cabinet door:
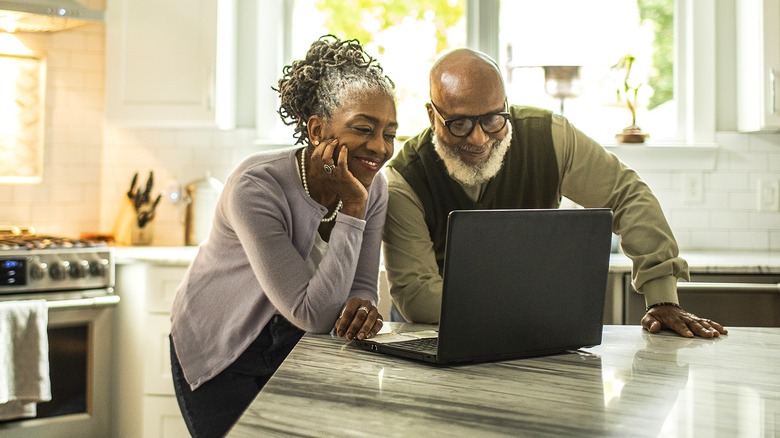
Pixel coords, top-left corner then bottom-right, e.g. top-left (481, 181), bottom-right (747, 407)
top-left (145, 265), bottom-right (188, 314)
top-left (144, 313), bottom-right (177, 395)
top-left (143, 396), bottom-right (189, 438)
top-left (737, 0), bottom-right (780, 132)
top-left (105, 0), bottom-right (235, 128)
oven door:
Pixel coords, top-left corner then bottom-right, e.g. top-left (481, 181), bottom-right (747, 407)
top-left (0, 294), bottom-right (119, 438)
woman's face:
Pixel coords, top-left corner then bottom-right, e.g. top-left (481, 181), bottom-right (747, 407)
top-left (319, 91), bottom-right (398, 187)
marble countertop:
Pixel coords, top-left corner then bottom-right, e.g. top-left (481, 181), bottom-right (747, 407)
top-left (112, 245), bottom-right (199, 266)
top-left (113, 246), bottom-right (780, 274)
top-left (608, 250), bottom-right (780, 274)
top-left (228, 324), bottom-right (780, 437)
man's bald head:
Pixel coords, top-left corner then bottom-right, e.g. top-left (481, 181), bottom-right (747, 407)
top-left (429, 49), bottom-right (506, 112)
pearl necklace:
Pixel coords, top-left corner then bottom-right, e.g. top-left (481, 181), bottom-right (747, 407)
top-left (300, 147), bottom-right (342, 223)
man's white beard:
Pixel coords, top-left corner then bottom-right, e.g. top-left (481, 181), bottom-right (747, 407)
top-left (433, 122), bottom-right (512, 187)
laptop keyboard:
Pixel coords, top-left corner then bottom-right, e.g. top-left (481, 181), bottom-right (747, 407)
top-left (393, 337), bottom-right (438, 351)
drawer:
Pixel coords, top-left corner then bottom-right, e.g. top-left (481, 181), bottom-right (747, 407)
top-left (625, 273), bottom-right (780, 327)
top-left (145, 265), bottom-right (188, 314)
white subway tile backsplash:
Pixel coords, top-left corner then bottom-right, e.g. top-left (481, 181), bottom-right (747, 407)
top-left (771, 231), bottom-right (780, 250)
top-left (728, 231), bottom-right (770, 250)
top-left (769, 154), bottom-right (780, 171)
top-left (750, 212), bottom-right (780, 229)
top-left (749, 134), bottom-right (780, 151)
top-left (671, 210), bottom-right (711, 228)
top-left (724, 151), bottom-right (770, 171)
top-left (711, 211), bottom-right (751, 229)
top-left (704, 172), bottom-right (749, 190)
top-left (727, 191), bottom-right (757, 210)
top-left (175, 130), bottom-right (217, 148)
top-left (50, 32), bottom-right (90, 51)
top-left (2, 203), bottom-right (32, 223)
top-left (687, 230), bottom-right (730, 249)
top-left (714, 131), bottom-right (748, 150)
top-left (636, 172), bottom-right (674, 190)
top-left (70, 52), bottom-right (103, 71)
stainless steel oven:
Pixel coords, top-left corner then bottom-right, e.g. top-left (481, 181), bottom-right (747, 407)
top-left (0, 228), bottom-right (117, 438)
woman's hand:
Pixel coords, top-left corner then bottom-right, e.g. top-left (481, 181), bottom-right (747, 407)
top-left (310, 139), bottom-right (368, 219)
top-left (335, 297), bottom-right (383, 341)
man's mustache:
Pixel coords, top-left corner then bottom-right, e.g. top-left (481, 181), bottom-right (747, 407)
top-left (454, 140), bottom-right (497, 154)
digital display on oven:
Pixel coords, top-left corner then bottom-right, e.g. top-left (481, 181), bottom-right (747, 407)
top-left (1, 259), bottom-right (26, 286)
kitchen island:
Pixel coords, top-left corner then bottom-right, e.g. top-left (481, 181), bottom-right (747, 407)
top-left (228, 324), bottom-right (779, 437)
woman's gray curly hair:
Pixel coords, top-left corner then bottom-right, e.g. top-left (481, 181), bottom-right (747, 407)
top-left (275, 34), bottom-right (396, 145)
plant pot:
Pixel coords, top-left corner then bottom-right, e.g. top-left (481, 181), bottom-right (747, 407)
top-left (615, 125), bottom-right (649, 144)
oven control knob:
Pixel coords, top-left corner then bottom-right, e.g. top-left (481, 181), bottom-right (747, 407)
top-left (30, 261), bottom-right (48, 280)
top-left (70, 259), bottom-right (90, 279)
top-left (49, 261), bottom-right (70, 281)
top-left (89, 258), bottom-right (109, 277)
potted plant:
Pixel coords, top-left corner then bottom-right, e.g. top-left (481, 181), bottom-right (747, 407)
top-left (614, 54), bottom-right (649, 143)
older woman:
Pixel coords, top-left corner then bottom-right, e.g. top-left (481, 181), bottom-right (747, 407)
top-left (169, 35), bottom-right (397, 437)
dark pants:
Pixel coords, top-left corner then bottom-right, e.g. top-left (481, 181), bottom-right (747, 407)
top-left (170, 315), bottom-right (304, 438)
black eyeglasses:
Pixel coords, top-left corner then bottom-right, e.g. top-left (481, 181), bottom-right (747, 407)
top-left (429, 100), bottom-right (510, 138)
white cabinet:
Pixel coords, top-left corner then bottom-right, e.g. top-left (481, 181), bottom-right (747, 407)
top-left (737, 0), bottom-right (780, 132)
top-left (112, 262), bottom-right (190, 438)
top-left (143, 396), bottom-right (191, 438)
top-left (105, 0), bottom-right (235, 128)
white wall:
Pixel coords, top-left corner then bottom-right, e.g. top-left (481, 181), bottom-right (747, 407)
top-left (1, 4), bottom-right (778, 250)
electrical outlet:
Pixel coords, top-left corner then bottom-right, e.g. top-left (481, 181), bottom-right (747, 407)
top-left (682, 173), bottom-right (704, 204)
top-left (758, 179), bottom-right (780, 211)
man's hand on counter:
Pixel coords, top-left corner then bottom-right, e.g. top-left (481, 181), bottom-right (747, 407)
top-left (642, 305), bottom-right (729, 338)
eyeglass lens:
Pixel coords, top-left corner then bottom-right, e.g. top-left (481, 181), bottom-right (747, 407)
top-left (449, 115), bottom-right (507, 137)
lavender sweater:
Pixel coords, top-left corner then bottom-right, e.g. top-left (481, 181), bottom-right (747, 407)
top-left (170, 147), bottom-right (387, 390)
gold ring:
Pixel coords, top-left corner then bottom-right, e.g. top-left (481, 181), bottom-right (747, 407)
top-left (358, 306), bottom-right (369, 314)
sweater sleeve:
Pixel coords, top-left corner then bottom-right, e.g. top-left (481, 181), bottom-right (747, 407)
top-left (552, 115), bottom-right (688, 306)
top-left (226, 172), bottom-right (367, 333)
top-left (382, 167), bottom-right (444, 323)
top-left (346, 171), bottom-right (388, 309)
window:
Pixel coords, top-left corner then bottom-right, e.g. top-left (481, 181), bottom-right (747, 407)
top-left (257, 0), bottom-right (715, 148)
top-left (288, 0), bottom-right (467, 138)
top-left (499, 0), bottom-right (676, 142)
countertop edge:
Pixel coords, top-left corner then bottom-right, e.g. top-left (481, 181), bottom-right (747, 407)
top-left (112, 246), bottom-right (780, 274)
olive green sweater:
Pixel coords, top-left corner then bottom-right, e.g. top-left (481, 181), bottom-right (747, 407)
top-left (383, 106), bottom-right (688, 323)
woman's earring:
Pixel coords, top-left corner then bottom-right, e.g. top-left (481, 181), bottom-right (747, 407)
top-left (313, 139), bottom-right (320, 146)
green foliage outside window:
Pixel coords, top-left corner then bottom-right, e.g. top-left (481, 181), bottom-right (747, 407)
top-left (637, 0), bottom-right (673, 110)
top-left (314, 0), bottom-right (464, 54)
top-left (314, 0), bottom-right (672, 112)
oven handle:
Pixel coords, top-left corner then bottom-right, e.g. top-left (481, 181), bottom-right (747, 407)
top-left (46, 295), bottom-right (121, 309)
top-left (677, 282), bottom-right (780, 293)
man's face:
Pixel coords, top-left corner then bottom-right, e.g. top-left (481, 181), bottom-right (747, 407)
top-left (429, 100), bottom-right (512, 186)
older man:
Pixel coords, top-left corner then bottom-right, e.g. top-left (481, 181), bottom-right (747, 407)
top-left (382, 48), bottom-right (726, 338)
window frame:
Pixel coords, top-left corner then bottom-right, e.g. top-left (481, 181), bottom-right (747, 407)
top-left (470, 0), bottom-right (716, 148)
top-left (255, 0), bottom-right (717, 164)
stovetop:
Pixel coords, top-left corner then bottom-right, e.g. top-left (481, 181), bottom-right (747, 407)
top-left (0, 227), bottom-right (108, 251)
top-left (0, 227), bottom-right (115, 297)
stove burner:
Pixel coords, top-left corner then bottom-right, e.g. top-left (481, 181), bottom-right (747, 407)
top-left (0, 233), bottom-right (108, 251)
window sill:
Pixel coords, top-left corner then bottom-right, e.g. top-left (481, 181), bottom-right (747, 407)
top-left (602, 142), bottom-right (719, 171)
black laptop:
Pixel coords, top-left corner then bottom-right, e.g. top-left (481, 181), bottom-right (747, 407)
top-left (355, 208), bottom-right (613, 364)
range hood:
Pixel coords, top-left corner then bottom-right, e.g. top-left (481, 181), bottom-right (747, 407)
top-left (0, 0), bottom-right (103, 33)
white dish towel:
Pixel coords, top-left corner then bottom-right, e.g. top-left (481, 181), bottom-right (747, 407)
top-left (0, 300), bottom-right (51, 421)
